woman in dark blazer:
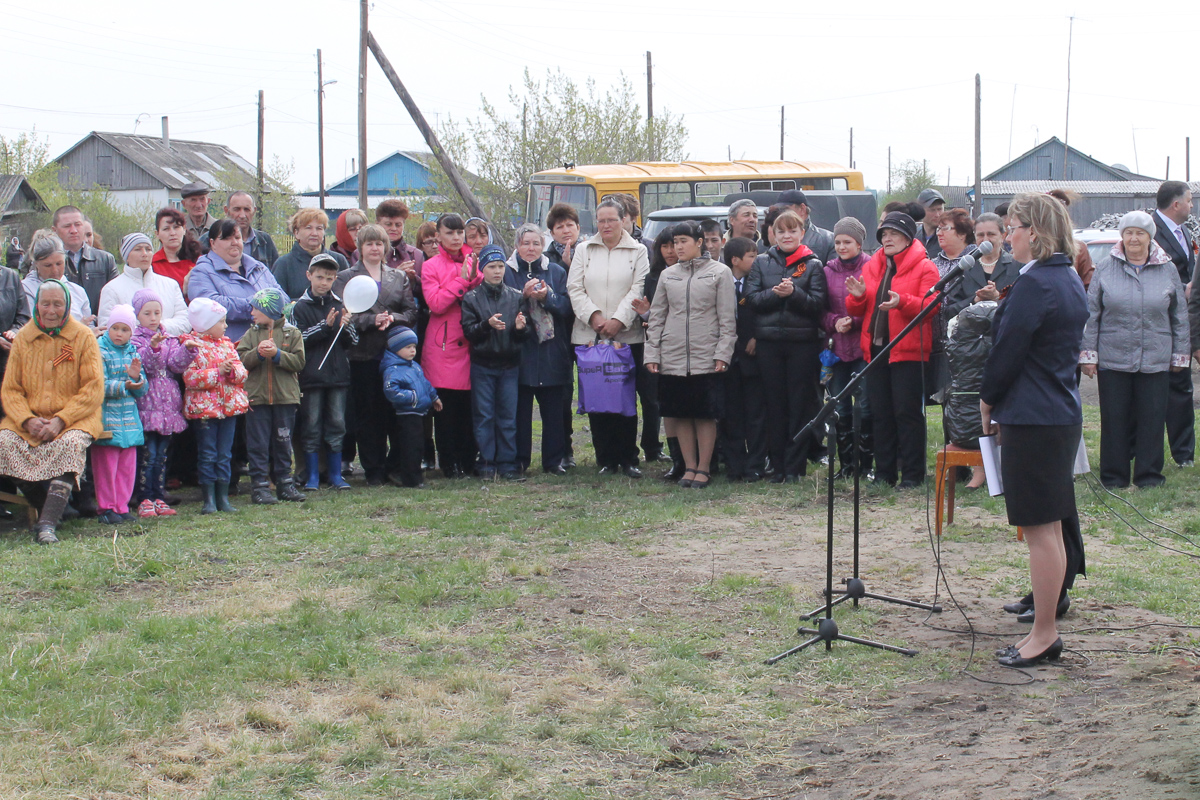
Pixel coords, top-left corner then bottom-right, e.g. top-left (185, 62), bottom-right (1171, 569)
top-left (943, 213), bottom-right (1022, 319)
top-left (980, 193), bottom-right (1088, 668)
top-left (333, 224), bottom-right (418, 486)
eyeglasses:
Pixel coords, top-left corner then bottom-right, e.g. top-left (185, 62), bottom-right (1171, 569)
top-left (1005, 225), bottom-right (1029, 235)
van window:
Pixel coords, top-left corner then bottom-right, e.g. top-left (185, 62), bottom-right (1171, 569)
top-left (641, 182), bottom-right (692, 214)
top-left (694, 181), bottom-right (743, 206)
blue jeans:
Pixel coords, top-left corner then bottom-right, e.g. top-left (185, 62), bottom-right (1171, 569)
top-left (470, 363), bottom-right (519, 471)
top-left (196, 416), bottom-right (239, 485)
top-left (138, 432), bottom-right (172, 502)
top-left (299, 386), bottom-right (348, 453)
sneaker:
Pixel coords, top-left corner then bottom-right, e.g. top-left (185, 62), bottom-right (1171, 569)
top-left (120, 512), bottom-right (137, 522)
top-left (97, 510), bottom-right (126, 525)
top-left (137, 499), bottom-right (158, 518)
top-left (153, 500), bottom-right (177, 517)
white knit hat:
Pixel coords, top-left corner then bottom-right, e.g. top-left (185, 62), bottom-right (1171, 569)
top-left (1118, 210), bottom-right (1156, 239)
top-left (187, 297), bottom-right (227, 333)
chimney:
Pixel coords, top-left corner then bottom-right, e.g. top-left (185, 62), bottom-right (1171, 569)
top-left (161, 116), bottom-right (170, 147)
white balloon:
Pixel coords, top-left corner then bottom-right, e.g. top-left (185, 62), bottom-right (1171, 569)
top-left (342, 274), bottom-right (380, 313)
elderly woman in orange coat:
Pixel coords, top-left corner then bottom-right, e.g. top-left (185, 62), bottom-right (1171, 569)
top-left (0, 277), bottom-right (104, 544)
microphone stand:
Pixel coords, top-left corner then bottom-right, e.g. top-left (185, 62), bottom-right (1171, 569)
top-left (766, 270), bottom-right (963, 664)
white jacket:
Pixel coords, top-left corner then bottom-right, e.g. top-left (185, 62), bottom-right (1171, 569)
top-left (97, 266), bottom-right (190, 335)
top-left (566, 231), bottom-right (649, 345)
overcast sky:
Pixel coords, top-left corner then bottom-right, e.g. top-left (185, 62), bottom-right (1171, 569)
top-left (5, 0), bottom-right (1199, 197)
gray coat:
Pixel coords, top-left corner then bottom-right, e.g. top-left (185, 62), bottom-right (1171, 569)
top-left (1081, 243), bottom-right (1189, 373)
top-left (644, 257), bottom-right (737, 376)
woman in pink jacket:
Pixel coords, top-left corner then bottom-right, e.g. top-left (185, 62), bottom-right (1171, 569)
top-left (420, 214), bottom-right (484, 478)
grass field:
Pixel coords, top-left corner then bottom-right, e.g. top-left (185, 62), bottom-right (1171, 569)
top-left (1, 407), bottom-right (1197, 798)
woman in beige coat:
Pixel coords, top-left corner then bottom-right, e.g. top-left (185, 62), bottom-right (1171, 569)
top-left (645, 221), bottom-right (737, 488)
top-left (567, 198), bottom-right (650, 477)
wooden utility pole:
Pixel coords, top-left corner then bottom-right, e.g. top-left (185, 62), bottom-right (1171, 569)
top-left (780, 106), bottom-right (785, 160)
top-left (974, 74), bottom-right (982, 218)
top-left (1166, 156), bottom-right (1171, 179)
top-left (1187, 137), bottom-right (1191, 181)
top-left (645, 51), bottom-right (654, 160)
top-left (1063, 15), bottom-right (1074, 180)
top-left (317, 49), bottom-right (327, 210)
top-left (357, 0), bottom-right (369, 211)
top-left (367, 32), bottom-right (497, 241)
top-left (887, 146), bottom-right (892, 195)
top-left (256, 90), bottom-right (264, 228)
top-left (849, 127), bottom-right (853, 168)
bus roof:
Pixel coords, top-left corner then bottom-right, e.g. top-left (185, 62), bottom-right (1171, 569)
top-left (531, 160), bottom-right (856, 181)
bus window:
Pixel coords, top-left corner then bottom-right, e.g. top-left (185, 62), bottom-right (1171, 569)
top-left (832, 178), bottom-right (848, 190)
top-left (642, 182), bottom-right (692, 214)
top-left (528, 183), bottom-right (598, 234)
top-left (694, 181), bottom-right (744, 206)
top-left (748, 179), bottom-right (796, 192)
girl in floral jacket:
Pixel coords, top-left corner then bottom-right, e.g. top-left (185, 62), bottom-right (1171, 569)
top-left (131, 288), bottom-right (196, 518)
top-left (182, 297), bottom-right (249, 514)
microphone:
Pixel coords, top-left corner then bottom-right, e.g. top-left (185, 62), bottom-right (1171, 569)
top-left (927, 256), bottom-right (973, 297)
top-left (924, 241), bottom-right (995, 298)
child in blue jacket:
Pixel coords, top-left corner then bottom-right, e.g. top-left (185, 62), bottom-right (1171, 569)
top-left (381, 327), bottom-right (442, 488)
top-left (95, 304), bottom-right (148, 524)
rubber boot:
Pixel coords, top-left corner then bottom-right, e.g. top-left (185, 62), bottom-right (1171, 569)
top-left (215, 481), bottom-right (238, 512)
top-left (327, 452), bottom-right (351, 491)
top-left (250, 480), bottom-right (277, 505)
top-left (857, 422), bottom-right (874, 478)
top-left (661, 437), bottom-right (686, 481)
top-left (303, 452), bottom-right (321, 491)
top-left (834, 421), bottom-right (856, 480)
top-left (200, 482), bottom-right (218, 515)
top-left (277, 479), bottom-right (306, 503)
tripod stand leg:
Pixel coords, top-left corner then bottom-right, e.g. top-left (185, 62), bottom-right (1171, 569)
top-left (799, 592), bottom-right (853, 621)
top-left (763, 634), bottom-right (826, 664)
top-left (862, 591), bottom-right (942, 613)
top-left (836, 633), bottom-right (918, 656)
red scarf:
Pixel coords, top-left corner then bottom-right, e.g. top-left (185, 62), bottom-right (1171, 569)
top-left (784, 244), bottom-right (815, 278)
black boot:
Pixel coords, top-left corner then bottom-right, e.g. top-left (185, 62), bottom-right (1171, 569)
top-left (251, 481), bottom-right (278, 505)
top-left (834, 422), bottom-right (856, 479)
top-left (215, 481), bottom-right (238, 512)
top-left (661, 437), bottom-right (686, 481)
top-left (200, 482), bottom-right (217, 515)
top-left (277, 479), bottom-right (306, 503)
top-left (856, 422), bottom-right (875, 478)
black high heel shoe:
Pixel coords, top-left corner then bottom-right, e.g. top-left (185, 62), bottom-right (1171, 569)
top-left (689, 470), bottom-right (711, 489)
top-left (678, 470), bottom-right (696, 489)
top-left (997, 637), bottom-right (1063, 668)
top-left (995, 643), bottom-right (1020, 658)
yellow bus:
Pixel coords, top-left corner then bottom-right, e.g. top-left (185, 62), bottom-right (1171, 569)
top-left (526, 160), bottom-right (865, 234)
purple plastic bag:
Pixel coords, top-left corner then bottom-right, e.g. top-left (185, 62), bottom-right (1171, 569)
top-left (575, 341), bottom-right (637, 417)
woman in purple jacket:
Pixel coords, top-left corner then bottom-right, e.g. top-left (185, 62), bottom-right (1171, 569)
top-left (822, 218), bottom-right (873, 478)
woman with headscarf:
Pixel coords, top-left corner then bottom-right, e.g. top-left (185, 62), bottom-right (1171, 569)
top-left (330, 209), bottom-right (368, 266)
top-left (0, 279), bottom-right (104, 543)
top-left (1081, 210), bottom-right (1189, 488)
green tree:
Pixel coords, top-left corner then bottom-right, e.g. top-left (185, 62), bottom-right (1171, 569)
top-left (1, 128), bottom-right (152, 259)
top-left (427, 69), bottom-right (688, 244)
top-left (882, 158), bottom-right (939, 207)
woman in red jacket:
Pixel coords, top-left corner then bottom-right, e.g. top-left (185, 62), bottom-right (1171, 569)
top-left (845, 212), bottom-right (939, 487)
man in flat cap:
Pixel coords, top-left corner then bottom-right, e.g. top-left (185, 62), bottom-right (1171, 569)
top-left (181, 181), bottom-right (219, 245)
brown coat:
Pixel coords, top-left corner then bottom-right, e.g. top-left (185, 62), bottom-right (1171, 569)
top-left (1, 317), bottom-right (104, 445)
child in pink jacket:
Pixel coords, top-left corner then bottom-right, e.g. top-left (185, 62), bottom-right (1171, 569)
top-left (420, 213), bottom-right (483, 477)
top-left (182, 297), bottom-right (249, 514)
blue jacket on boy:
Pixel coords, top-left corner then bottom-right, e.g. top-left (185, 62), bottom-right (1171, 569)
top-left (381, 327), bottom-right (439, 415)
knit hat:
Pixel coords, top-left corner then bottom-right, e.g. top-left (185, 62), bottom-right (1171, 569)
top-left (876, 211), bottom-right (917, 243)
top-left (477, 244), bottom-right (507, 269)
top-left (188, 297), bottom-right (227, 333)
top-left (1118, 210), bottom-right (1156, 240)
top-left (131, 288), bottom-right (163, 315)
top-left (387, 326), bottom-right (419, 353)
top-left (119, 232), bottom-right (152, 263)
top-left (249, 287), bottom-right (286, 321)
top-left (917, 188), bottom-right (946, 207)
top-left (107, 304), bottom-right (137, 331)
top-left (833, 217), bottom-right (867, 246)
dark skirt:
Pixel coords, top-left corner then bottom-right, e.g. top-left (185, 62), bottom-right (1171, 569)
top-left (1000, 422), bottom-right (1081, 526)
top-left (658, 372), bottom-right (724, 420)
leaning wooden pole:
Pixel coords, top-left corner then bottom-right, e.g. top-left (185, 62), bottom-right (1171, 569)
top-left (367, 32), bottom-right (501, 244)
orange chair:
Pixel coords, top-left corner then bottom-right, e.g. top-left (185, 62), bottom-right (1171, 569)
top-left (934, 449), bottom-right (1023, 541)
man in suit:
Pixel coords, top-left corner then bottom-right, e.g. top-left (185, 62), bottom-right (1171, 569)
top-left (1154, 181), bottom-right (1196, 467)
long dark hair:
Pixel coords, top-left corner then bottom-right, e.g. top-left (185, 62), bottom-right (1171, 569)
top-left (649, 227), bottom-right (676, 275)
top-left (155, 207), bottom-right (203, 261)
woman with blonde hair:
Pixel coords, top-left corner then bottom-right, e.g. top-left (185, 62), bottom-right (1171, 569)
top-left (980, 192), bottom-right (1088, 667)
top-left (271, 208), bottom-right (349, 299)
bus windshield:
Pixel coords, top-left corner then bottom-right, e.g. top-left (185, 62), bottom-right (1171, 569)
top-left (528, 183), bottom-right (598, 235)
